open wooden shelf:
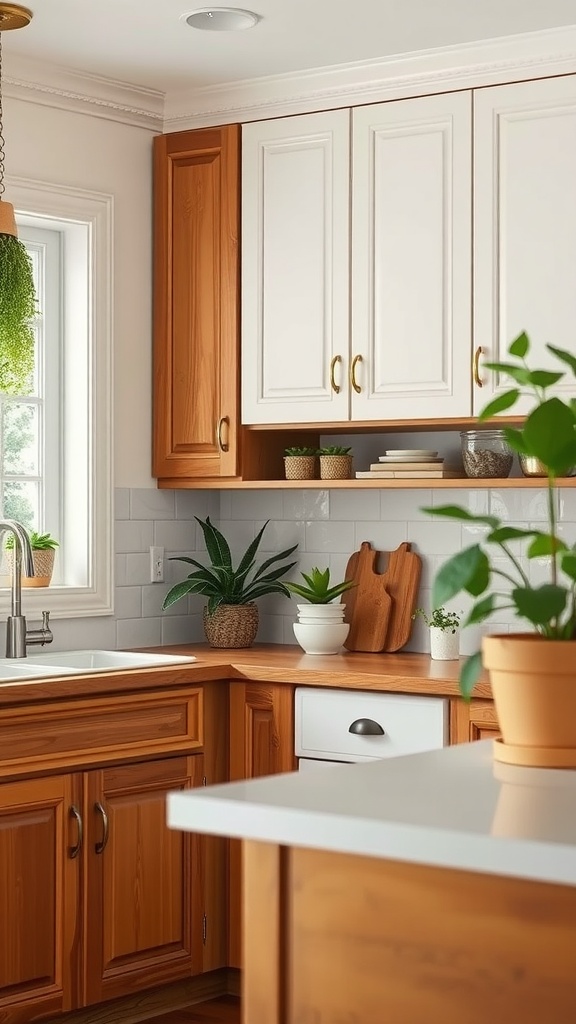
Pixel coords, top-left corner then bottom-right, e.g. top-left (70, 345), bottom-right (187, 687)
top-left (158, 476), bottom-right (576, 490)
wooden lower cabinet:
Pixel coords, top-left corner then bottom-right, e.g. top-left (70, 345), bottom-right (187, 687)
top-left (450, 697), bottom-right (500, 743)
top-left (0, 774), bottom-right (81, 1021)
top-left (84, 754), bottom-right (204, 1004)
top-left (228, 681), bottom-right (296, 968)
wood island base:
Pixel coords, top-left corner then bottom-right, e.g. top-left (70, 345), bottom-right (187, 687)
top-left (243, 841), bottom-right (576, 1024)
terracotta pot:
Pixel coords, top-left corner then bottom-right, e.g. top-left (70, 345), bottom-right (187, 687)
top-left (203, 603), bottom-right (259, 648)
top-left (482, 634), bottom-right (576, 768)
top-left (284, 455), bottom-right (317, 480)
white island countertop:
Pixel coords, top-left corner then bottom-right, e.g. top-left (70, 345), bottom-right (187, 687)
top-left (168, 741), bottom-right (576, 887)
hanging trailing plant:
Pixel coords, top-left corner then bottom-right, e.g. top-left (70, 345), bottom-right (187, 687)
top-left (0, 233), bottom-right (36, 392)
top-left (0, 7), bottom-right (37, 395)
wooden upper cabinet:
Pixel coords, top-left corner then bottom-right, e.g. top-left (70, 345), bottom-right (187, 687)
top-left (474, 74), bottom-right (576, 414)
top-left (0, 774), bottom-right (81, 1024)
top-left (84, 755), bottom-right (204, 1004)
top-left (153, 125), bottom-right (240, 480)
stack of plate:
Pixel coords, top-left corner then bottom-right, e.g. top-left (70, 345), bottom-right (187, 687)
top-left (355, 448), bottom-right (462, 480)
top-left (378, 448), bottom-right (440, 464)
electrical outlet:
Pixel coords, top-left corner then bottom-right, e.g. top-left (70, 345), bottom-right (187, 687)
top-left (150, 545), bottom-right (164, 583)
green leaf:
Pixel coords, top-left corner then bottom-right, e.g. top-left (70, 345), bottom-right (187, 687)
top-left (459, 652), bottom-right (483, 701)
top-left (421, 505), bottom-right (499, 528)
top-left (477, 389), bottom-right (520, 420)
top-left (488, 526), bottom-right (538, 543)
top-left (523, 398), bottom-right (576, 475)
top-left (512, 584), bottom-right (567, 626)
top-left (509, 331), bottom-right (529, 358)
top-left (501, 427), bottom-right (529, 455)
top-left (241, 582), bottom-right (292, 602)
top-left (255, 561), bottom-right (299, 587)
top-left (196, 516), bottom-right (232, 569)
top-left (483, 361), bottom-right (531, 385)
top-left (560, 553), bottom-right (576, 582)
top-left (527, 369), bottom-right (564, 388)
top-left (235, 521), bottom-right (270, 578)
top-left (527, 534), bottom-right (568, 557)
top-left (252, 543), bottom-right (299, 581)
top-left (162, 580), bottom-right (199, 610)
top-left (547, 344), bottom-right (576, 377)
top-left (464, 595), bottom-right (498, 625)
top-left (432, 546), bottom-right (488, 607)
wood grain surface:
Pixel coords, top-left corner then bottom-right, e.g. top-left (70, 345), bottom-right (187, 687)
top-left (342, 541), bottom-right (422, 653)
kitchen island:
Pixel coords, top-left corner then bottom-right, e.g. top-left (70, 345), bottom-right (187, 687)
top-left (169, 740), bottom-right (576, 1024)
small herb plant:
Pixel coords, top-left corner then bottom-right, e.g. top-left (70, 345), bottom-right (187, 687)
top-left (162, 516), bottom-right (298, 615)
top-left (318, 446), bottom-right (352, 456)
top-left (413, 607), bottom-right (461, 633)
top-left (4, 530), bottom-right (59, 551)
top-left (423, 330), bottom-right (576, 698)
top-left (284, 446), bottom-right (317, 457)
top-left (286, 567), bottom-right (355, 604)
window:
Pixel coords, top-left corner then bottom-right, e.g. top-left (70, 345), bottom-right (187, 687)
top-left (0, 178), bottom-right (113, 617)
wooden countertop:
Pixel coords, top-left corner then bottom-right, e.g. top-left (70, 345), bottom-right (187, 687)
top-left (0, 644), bottom-right (491, 707)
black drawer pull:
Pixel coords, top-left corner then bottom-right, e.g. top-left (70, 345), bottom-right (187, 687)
top-left (348, 718), bottom-right (385, 736)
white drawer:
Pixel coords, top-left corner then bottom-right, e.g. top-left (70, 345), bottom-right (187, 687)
top-left (295, 687), bottom-right (448, 762)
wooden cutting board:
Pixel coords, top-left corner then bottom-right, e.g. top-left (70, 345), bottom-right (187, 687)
top-left (342, 541), bottom-right (422, 653)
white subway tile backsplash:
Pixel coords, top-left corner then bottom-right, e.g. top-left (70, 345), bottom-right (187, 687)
top-left (115, 488), bottom-right (130, 520)
top-left (211, 518), bottom-right (255, 556)
top-left (130, 489), bottom-right (175, 520)
top-left (162, 613), bottom-right (203, 646)
top-left (124, 553), bottom-right (152, 586)
top-left (115, 519), bottom-right (154, 554)
top-left (175, 490), bottom-right (218, 521)
top-left (305, 520), bottom-right (355, 553)
top-left (230, 490), bottom-right (283, 521)
top-left (255, 519), bottom-right (303, 555)
top-left (433, 488), bottom-right (489, 515)
top-left (490, 487), bottom-right (554, 522)
top-left (408, 520), bottom-right (462, 555)
top-left (354, 521), bottom-right (407, 551)
top-left (282, 490), bottom-right (330, 521)
top-left (380, 489), bottom-right (433, 521)
top-left (155, 519), bottom-right (197, 552)
top-left (558, 486), bottom-right (576, 522)
top-left (142, 583), bottom-right (180, 618)
top-left (114, 586), bottom-right (142, 620)
top-left (117, 616), bottom-right (162, 649)
top-left (330, 490), bottom-right (380, 521)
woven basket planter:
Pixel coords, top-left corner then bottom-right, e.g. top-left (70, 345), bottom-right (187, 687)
top-left (203, 603), bottom-right (259, 648)
top-left (5, 548), bottom-right (55, 587)
top-left (319, 454), bottom-right (353, 480)
top-left (284, 455), bottom-right (317, 480)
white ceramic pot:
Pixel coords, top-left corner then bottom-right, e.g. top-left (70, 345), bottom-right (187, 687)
top-left (430, 625), bottom-right (460, 661)
top-left (293, 602), bottom-right (349, 654)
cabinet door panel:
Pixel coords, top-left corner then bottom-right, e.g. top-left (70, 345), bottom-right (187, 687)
top-left (352, 92), bottom-right (472, 420)
top-left (474, 75), bottom-right (576, 413)
top-left (0, 774), bottom-right (80, 1021)
top-left (242, 110), bottom-right (350, 424)
top-left (84, 755), bottom-right (204, 1004)
top-left (153, 125), bottom-right (240, 478)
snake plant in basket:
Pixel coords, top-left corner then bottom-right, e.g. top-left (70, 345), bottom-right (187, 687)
top-left (163, 516), bottom-right (298, 648)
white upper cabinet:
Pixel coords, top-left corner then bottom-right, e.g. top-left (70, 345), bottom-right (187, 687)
top-left (351, 92), bottom-right (472, 420)
top-left (474, 75), bottom-right (576, 415)
top-left (241, 110), bottom-right (350, 424)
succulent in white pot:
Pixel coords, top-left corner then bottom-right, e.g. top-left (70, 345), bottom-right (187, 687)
top-left (286, 567), bottom-right (356, 655)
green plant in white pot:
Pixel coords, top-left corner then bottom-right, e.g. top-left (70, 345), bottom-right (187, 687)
top-left (162, 517), bottom-right (298, 648)
top-left (413, 606), bottom-right (461, 661)
top-left (286, 567), bottom-right (355, 654)
top-left (422, 331), bottom-right (576, 767)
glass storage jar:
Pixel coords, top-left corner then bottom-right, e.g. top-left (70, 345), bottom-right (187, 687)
top-left (460, 429), bottom-right (513, 479)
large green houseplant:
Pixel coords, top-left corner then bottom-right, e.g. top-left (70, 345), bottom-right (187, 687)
top-left (424, 331), bottom-right (576, 767)
top-left (163, 516), bottom-right (297, 648)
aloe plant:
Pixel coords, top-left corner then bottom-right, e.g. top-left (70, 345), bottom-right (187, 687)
top-left (162, 516), bottom-right (298, 614)
top-left (286, 566), bottom-right (355, 604)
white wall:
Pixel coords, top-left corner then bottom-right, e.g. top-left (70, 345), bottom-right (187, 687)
top-left (5, 95), bottom-right (157, 489)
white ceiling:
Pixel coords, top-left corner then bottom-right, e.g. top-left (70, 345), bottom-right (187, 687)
top-left (3, 0), bottom-right (576, 96)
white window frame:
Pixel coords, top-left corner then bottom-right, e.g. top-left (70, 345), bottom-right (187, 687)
top-left (1, 176), bottom-right (114, 618)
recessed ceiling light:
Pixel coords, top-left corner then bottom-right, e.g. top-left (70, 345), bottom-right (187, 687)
top-left (183, 7), bottom-right (260, 31)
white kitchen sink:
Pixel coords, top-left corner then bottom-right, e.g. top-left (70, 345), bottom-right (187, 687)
top-left (0, 649), bottom-right (197, 682)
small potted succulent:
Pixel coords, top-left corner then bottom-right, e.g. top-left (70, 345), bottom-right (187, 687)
top-left (283, 446), bottom-right (317, 480)
top-left (286, 567), bottom-right (355, 654)
top-left (413, 606), bottom-right (461, 661)
top-left (162, 516), bottom-right (298, 648)
top-left (318, 445), bottom-right (353, 480)
top-left (4, 530), bottom-right (59, 587)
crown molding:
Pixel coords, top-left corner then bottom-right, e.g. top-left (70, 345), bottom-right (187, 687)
top-left (4, 53), bottom-right (164, 132)
top-left (163, 24), bottom-right (576, 131)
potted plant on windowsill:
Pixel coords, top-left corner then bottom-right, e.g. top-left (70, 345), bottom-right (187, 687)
top-left (413, 606), bottom-right (461, 661)
top-left (422, 331), bottom-right (576, 768)
top-left (286, 567), bottom-right (356, 654)
top-left (4, 531), bottom-right (59, 587)
top-left (162, 517), bottom-right (298, 648)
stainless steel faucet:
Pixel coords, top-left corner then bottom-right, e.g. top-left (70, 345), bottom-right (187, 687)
top-left (0, 520), bottom-right (53, 658)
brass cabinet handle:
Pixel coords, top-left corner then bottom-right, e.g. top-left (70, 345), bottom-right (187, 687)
top-left (216, 416), bottom-right (229, 453)
top-left (473, 346), bottom-right (483, 388)
top-left (330, 355), bottom-right (342, 394)
top-left (69, 805), bottom-right (83, 860)
top-left (94, 801), bottom-right (109, 855)
top-left (350, 354), bottom-right (363, 394)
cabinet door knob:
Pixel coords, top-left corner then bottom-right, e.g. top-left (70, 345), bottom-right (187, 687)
top-left (350, 354), bottom-right (363, 394)
top-left (216, 416), bottom-right (230, 452)
top-left (473, 346), bottom-right (484, 388)
top-left (94, 801), bottom-right (109, 854)
top-left (348, 718), bottom-right (385, 736)
top-left (330, 355), bottom-right (342, 394)
top-left (69, 805), bottom-right (83, 859)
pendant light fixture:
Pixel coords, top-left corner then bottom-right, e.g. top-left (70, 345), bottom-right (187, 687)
top-left (0, 3), bottom-right (37, 394)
